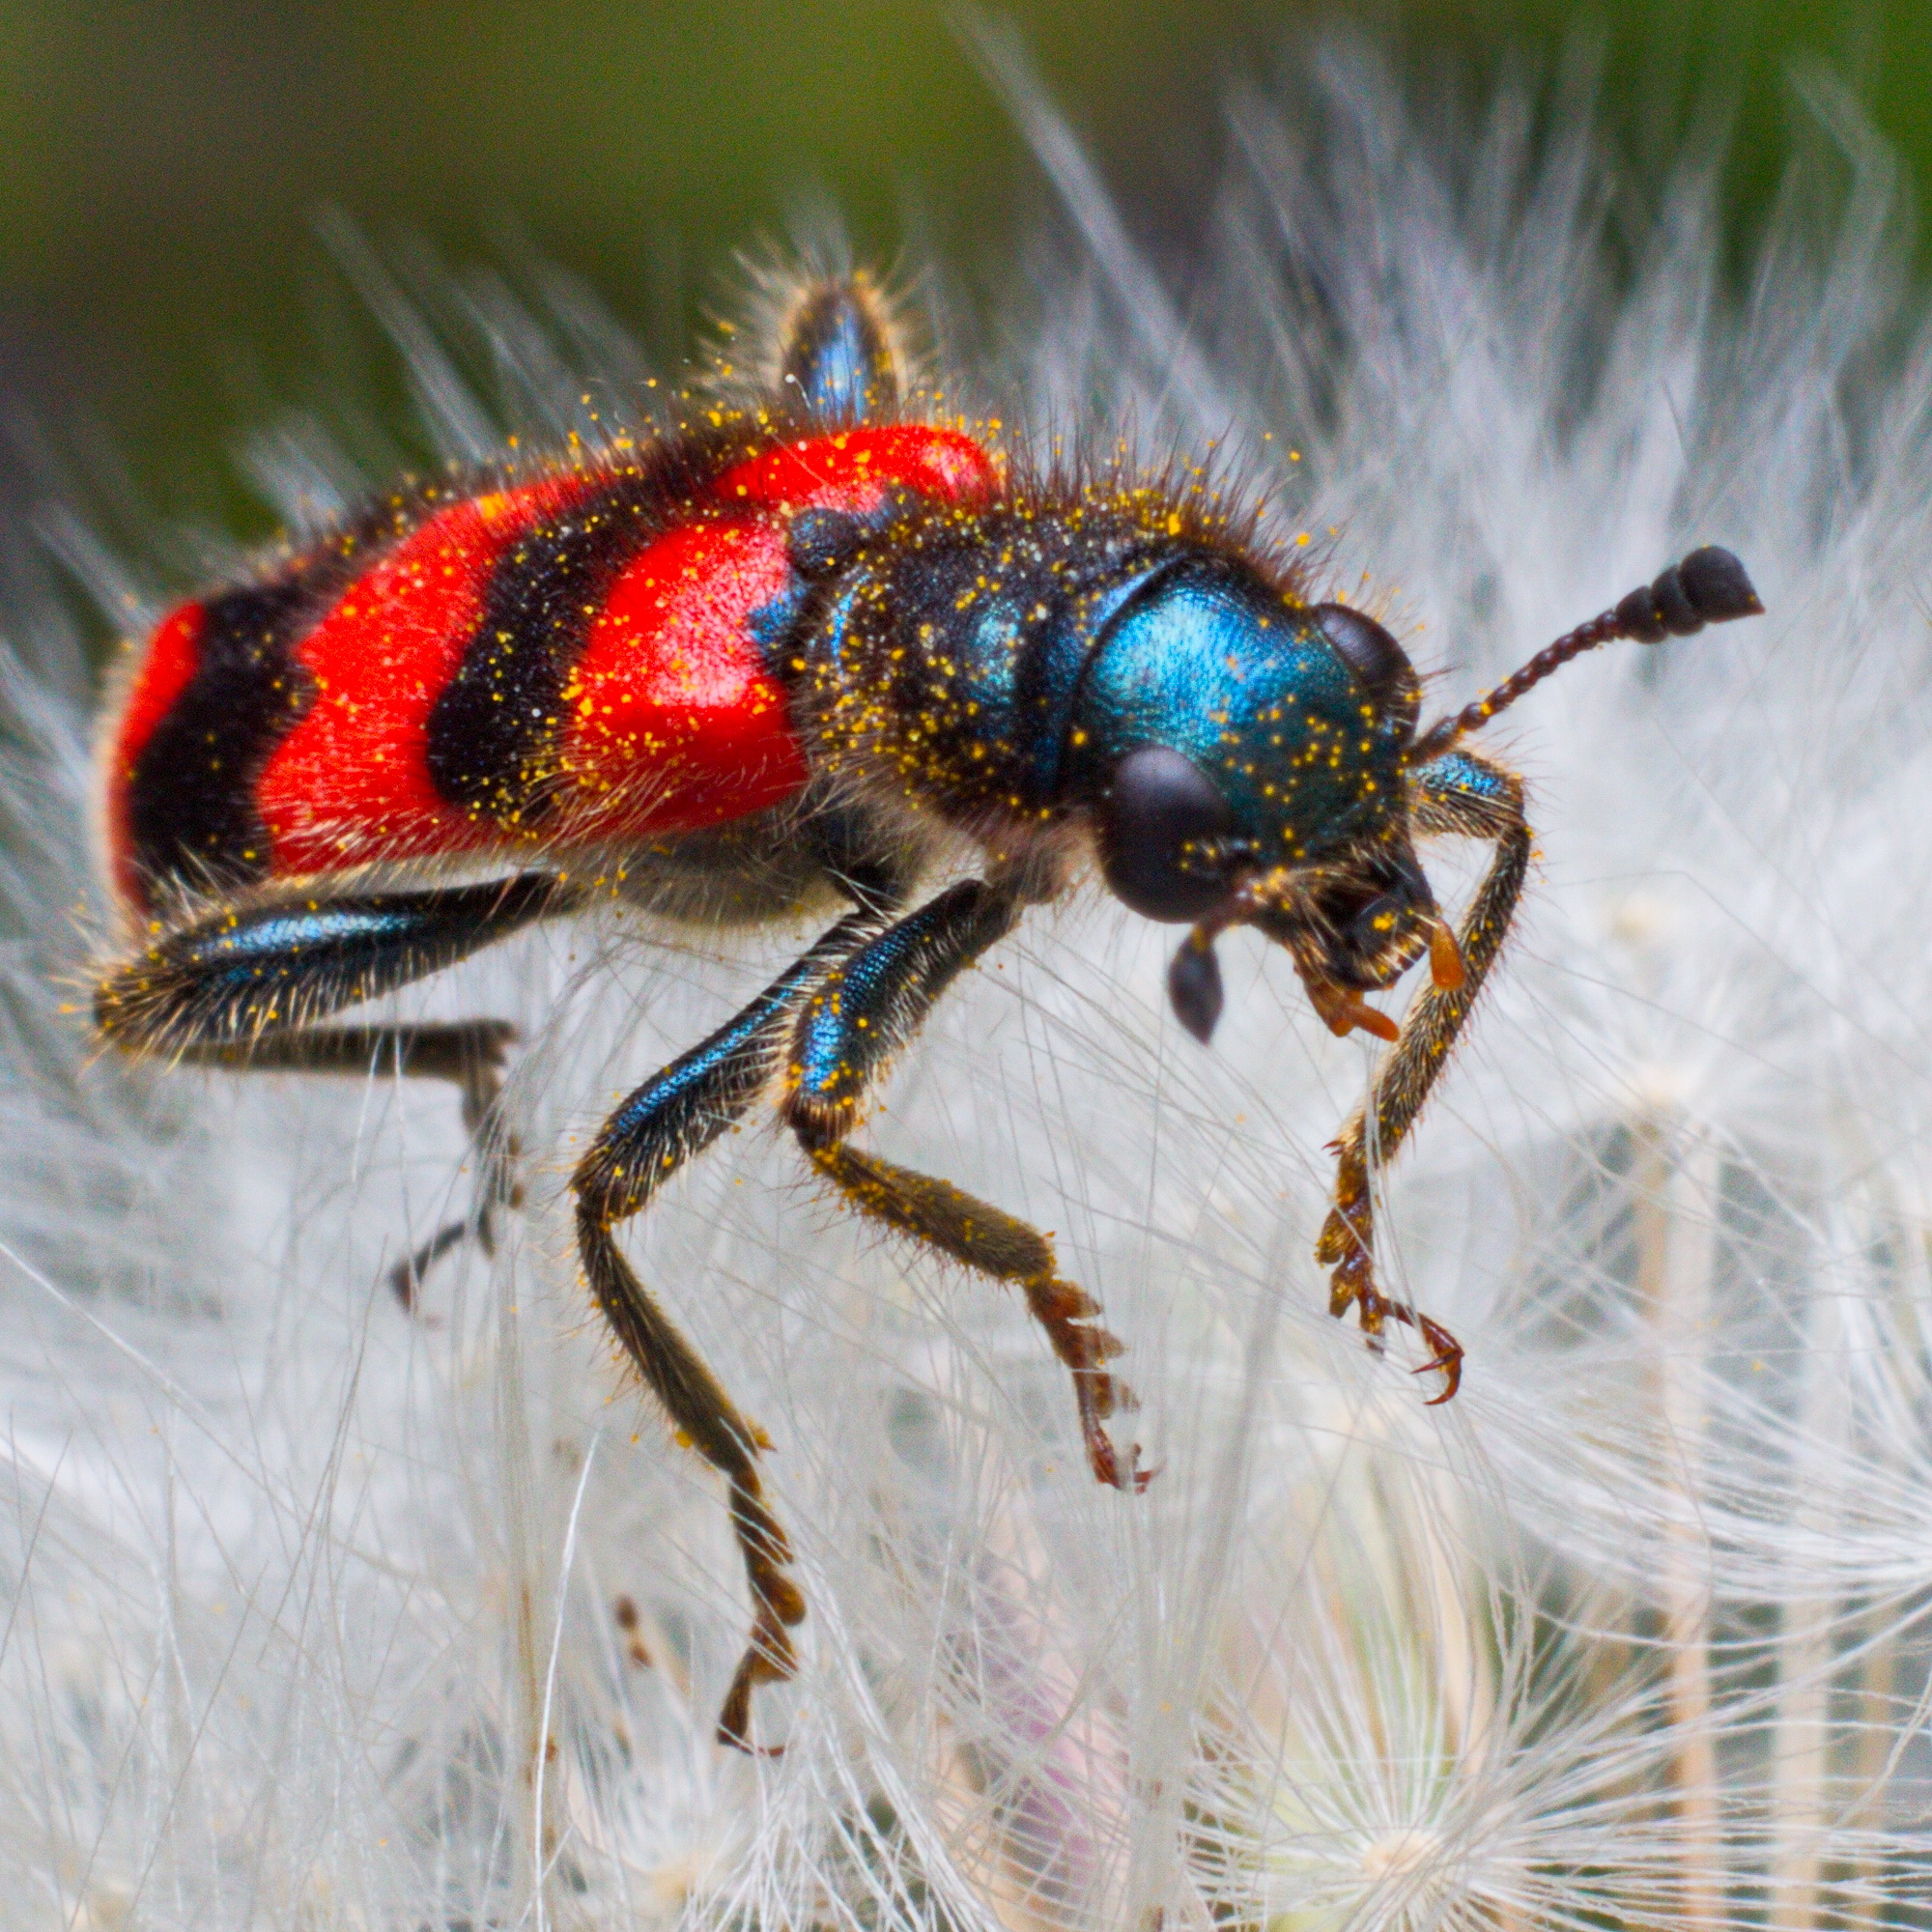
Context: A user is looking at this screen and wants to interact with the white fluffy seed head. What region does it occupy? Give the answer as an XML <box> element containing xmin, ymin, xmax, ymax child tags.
<box><xmin>4</xmin><ymin>42</ymin><xmax>1932</xmax><ymax>1932</ymax></box>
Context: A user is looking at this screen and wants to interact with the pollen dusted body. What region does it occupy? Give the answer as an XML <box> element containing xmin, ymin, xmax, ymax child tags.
<box><xmin>91</xmin><ymin>270</ymin><xmax>1763</xmax><ymax>1749</ymax></box>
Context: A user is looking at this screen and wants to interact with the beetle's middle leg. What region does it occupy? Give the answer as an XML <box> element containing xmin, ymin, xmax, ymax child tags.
<box><xmin>570</xmin><ymin>900</ymin><xmax>890</xmax><ymax>1751</ymax></box>
<box><xmin>780</xmin><ymin>879</ymin><xmax>1150</xmax><ymax>1493</ymax></box>
<box><xmin>1315</xmin><ymin>750</ymin><xmax>1530</xmax><ymax>1400</ymax></box>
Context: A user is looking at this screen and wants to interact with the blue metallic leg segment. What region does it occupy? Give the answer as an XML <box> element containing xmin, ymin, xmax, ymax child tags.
<box><xmin>96</xmin><ymin>876</ymin><xmax>566</xmax><ymax>1307</ymax></box>
<box><xmin>783</xmin><ymin>881</ymin><xmax>1150</xmax><ymax>1494</ymax></box>
<box><xmin>779</xmin><ymin>272</ymin><xmax>900</xmax><ymax>424</ymax></box>
<box><xmin>1316</xmin><ymin>749</ymin><xmax>1531</xmax><ymax>1399</ymax></box>
<box><xmin>95</xmin><ymin>874</ymin><xmax>560</xmax><ymax>1050</ymax></box>
<box><xmin>570</xmin><ymin>902</ymin><xmax>889</xmax><ymax>1751</ymax></box>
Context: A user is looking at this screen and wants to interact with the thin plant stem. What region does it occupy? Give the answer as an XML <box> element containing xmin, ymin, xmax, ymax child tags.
<box><xmin>1635</xmin><ymin>1116</ymin><xmax>1724</xmax><ymax>1930</ymax></box>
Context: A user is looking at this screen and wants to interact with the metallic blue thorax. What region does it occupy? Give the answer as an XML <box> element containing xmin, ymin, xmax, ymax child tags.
<box><xmin>1065</xmin><ymin>560</ymin><xmax>1400</xmax><ymax>862</ymax></box>
<box><xmin>795</xmin><ymin>504</ymin><xmax>1401</xmax><ymax>859</ymax></box>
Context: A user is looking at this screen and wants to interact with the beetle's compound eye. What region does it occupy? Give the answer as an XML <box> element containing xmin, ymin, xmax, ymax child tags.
<box><xmin>1098</xmin><ymin>745</ymin><xmax>1237</xmax><ymax>923</ymax></box>
<box><xmin>1316</xmin><ymin>603</ymin><xmax>1420</xmax><ymax>739</ymax></box>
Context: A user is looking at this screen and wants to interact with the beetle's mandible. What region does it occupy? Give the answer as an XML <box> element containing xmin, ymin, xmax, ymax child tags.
<box><xmin>90</xmin><ymin>267</ymin><xmax>1764</xmax><ymax>1749</ymax></box>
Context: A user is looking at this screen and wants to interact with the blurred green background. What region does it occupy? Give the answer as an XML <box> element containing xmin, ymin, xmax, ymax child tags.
<box><xmin>0</xmin><ymin>0</ymin><xmax>1924</xmax><ymax>527</ymax></box>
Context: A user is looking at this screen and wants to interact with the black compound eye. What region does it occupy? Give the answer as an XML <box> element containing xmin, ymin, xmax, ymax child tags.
<box><xmin>1316</xmin><ymin>603</ymin><xmax>1420</xmax><ymax>739</ymax></box>
<box><xmin>1098</xmin><ymin>745</ymin><xmax>1237</xmax><ymax>923</ymax></box>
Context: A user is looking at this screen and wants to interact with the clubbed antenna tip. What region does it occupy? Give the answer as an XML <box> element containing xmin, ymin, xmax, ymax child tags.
<box><xmin>1412</xmin><ymin>545</ymin><xmax>1764</xmax><ymax>760</ymax></box>
<box><xmin>1616</xmin><ymin>544</ymin><xmax>1764</xmax><ymax>640</ymax></box>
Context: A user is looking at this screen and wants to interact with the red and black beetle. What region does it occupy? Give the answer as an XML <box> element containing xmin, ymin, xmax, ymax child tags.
<box><xmin>91</xmin><ymin>267</ymin><xmax>1762</xmax><ymax>1747</ymax></box>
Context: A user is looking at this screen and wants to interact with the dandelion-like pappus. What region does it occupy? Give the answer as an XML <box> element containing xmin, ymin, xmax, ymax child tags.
<box><xmin>89</xmin><ymin>265</ymin><xmax>1762</xmax><ymax>1750</ymax></box>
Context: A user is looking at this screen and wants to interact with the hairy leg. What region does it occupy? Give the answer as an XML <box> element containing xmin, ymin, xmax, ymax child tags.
<box><xmin>571</xmin><ymin>902</ymin><xmax>889</xmax><ymax>1749</ymax></box>
<box><xmin>781</xmin><ymin>878</ymin><xmax>1150</xmax><ymax>1491</ymax></box>
<box><xmin>95</xmin><ymin>875</ymin><xmax>560</xmax><ymax>1051</ymax></box>
<box><xmin>96</xmin><ymin>876</ymin><xmax>562</xmax><ymax>1300</ymax></box>
<box><xmin>180</xmin><ymin>1020</ymin><xmax>521</xmax><ymax>1306</ymax></box>
<box><xmin>1314</xmin><ymin>750</ymin><xmax>1531</xmax><ymax>1400</ymax></box>
<box><xmin>780</xmin><ymin>268</ymin><xmax>901</xmax><ymax>426</ymax></box>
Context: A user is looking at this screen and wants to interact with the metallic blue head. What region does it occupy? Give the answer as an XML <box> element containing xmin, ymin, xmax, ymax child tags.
<box><xmin>1067</xmin><ymin>552</ymin><xmax>1442</xmax><ymax>1010</ymax></box>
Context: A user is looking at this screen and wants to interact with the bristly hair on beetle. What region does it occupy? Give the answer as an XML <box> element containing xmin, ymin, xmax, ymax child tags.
<box><xmin>85</xmin><ymin>258</ymin><xmax>1763</xmax><ymax>1752</ymax></box>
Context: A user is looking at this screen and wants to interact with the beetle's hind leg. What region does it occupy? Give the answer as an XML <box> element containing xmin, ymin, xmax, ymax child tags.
<box><xmin>775</xmin><ymin>267</ymin><xmax>903</xmax><ymax>425</ymax></box>
<box><xmin>780</xmin><ymin>880</ymin><xmax>1151</xmax><ymax>1492</ymax></box>
<box><xmin>1315</xmin><ymin>751</ymin><xmax>1530</xmax><ymax>1401</ymax></box>
<box><xmin>95</xmin><ymin>875</ymin><xmax>561</xmax><ymax>1307</ymax></box>
<box><xmin>182</xmin><ymin>1021</ymin><xmax>525</xmax><ymax>1308</ymax></box>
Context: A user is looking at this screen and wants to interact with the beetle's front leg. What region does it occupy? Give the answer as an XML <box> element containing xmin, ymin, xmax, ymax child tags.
<box><xmin>1315</xmin><ymin>750</ymin><xmax>1530</xmax><ymax>1401</ymax></box>
<box><xmin>780</xmin><ymin>879</ymin><xmax>1151</xmax><ymax>1492</ymax></box>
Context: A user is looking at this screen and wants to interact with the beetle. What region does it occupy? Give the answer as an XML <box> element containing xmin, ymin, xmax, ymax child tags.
<box><xmin>90</xmin><ymin>266</ymin><xmax>1763</xmax><ymax>1749</ymax></box>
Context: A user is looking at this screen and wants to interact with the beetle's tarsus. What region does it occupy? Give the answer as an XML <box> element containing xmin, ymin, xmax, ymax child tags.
<box><xmin>713</xmin><ymin>1472</ymin><xmax>808</xmax><ymax>1755</ymax></box>
<box><xmin>1323</xmin><ymin>1233</ymin><xmax>1463</xmax><ymax>1402</ymax></box>
<box><xmin>389</xmin><ymin>1216</ymin><xmax>476</xmax><ymax>1314</ymax></box>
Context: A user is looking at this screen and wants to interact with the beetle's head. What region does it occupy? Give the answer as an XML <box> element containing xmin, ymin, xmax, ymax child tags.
<box><xmin>1067</xmin><ymin>538</ymin><xmax>1765</xmax><ymax>1043</ymax></box>
<box><xmin>1068</xmin><ymin>552</ymin><xmax>1454</xmax><ymax>1042</ymax></box>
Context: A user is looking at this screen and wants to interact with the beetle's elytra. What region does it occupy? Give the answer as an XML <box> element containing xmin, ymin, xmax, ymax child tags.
<box><xmin>91</xmin><ymin>266</ymin><xmax>1763</xmax><ymax>1749</ymax></box>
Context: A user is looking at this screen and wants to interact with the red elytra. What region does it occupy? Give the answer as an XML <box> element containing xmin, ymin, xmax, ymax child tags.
<box><xmin>102</xmin><ymin>423</ymin><xmax>997</xmax><ymax>910</ymax></box>
<box><xmin>101</xmin><ymin>601</ymin><xmax>203</xmax><ymax>909</ymax></box>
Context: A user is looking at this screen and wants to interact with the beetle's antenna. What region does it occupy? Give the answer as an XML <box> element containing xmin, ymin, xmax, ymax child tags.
<box><xmin>1408</xmin><ymin>546</ymin><xmax>1763</xmax><ymax>763</ymax></box>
